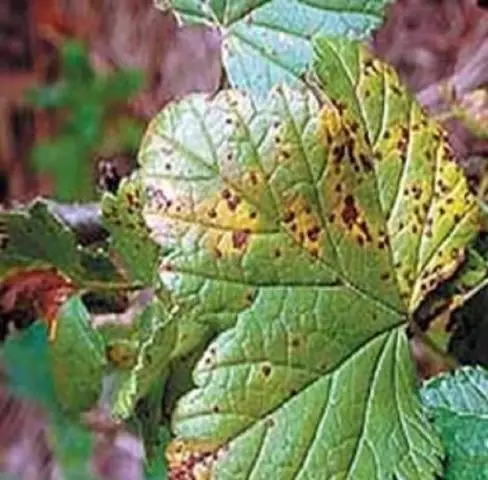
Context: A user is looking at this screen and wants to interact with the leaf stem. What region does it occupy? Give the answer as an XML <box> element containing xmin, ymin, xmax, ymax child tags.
<box><xmin>79</xmin><ymin>280</ymin><xmax>144</xmax><ymax>292</ymax></box>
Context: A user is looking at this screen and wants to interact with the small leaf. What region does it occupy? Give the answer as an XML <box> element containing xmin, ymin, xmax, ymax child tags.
<box><xmin>110</xmin><ymin>299</ymin><xmax>177</xmax><ymax>419</ymax></box>
<box><xmin>421</xmin><ymin>366</ymin><xmax>488</xmax><ymax>479</ymax></box>
<box><xmin>164</xmin><ymin>0</ymin><xmax>391</xmax><ymax>100</ymax></box>
<box><xmin>419</xmin><ymin>236</ymin><xmax>488</xmax><ymax>353</ymax></box>
<box><xmin>102</xmin><ymin>179</ymin><xmax>161</xmax><ymax>284</ymax></box>
<box><xmin>50</xmin><ymin>296</ymin><xmax>107</xmax><ymax>414</ymax></box>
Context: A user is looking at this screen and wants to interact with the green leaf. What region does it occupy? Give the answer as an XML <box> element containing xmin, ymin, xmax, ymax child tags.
<box><xmin>110</xmin><ymin>299</ymin><xmax>177</xmax><ymax>419</ymax></box>
<box><xmin>102</xmin><ymin>179</ymin><xmax>161</xmax><ymax>284</ymax></box>
<box><xmin>1</xmin><ymin>321</ymin><xmax>59</xmax><ymax>409</ymax></box>
<box><xmin>144</xmin><ymin>426</ymin><xmax>171</xmax><ymax>480</ymax></box>
<box><xmin>163</xmin><ymin>0</ymin><xmax>391</xmax><ymax>99</ymax></box>
<box><xmin>99</xmin><ymin>70</ymin><xmax>145</xmax><ymax>104</ymax></box>
<box><xmin>133</xmin><ymin>38</ymin><xmax>483</xmax><ymax>477</ymax></box>
<box><xmin>1</xmin><ymin>322</ymin><xmax>97</xmax><ymax>478</ymax></box>
<box><xmin>31</xmin><ymin>138</ymin><xmax>96</xmax><ymax>201</ymax></box>
<box><xmin>50</xmin><ymin>296</ymin><xmax>107</xmax><ymax>414</ymax></box>
<box><xmin>0</xmin><ymin>199</ymin><xmax>118</xmax><ymax>283</ymax></box>
<box><xmin>421</xmin><ymin>366</ymin><xmax>488</xmax><ymax>480</ymax></box>
<box><xmin>25</xmin><ymin>82</ymin><xmax>68</xmax><ymax>109</ymax></box>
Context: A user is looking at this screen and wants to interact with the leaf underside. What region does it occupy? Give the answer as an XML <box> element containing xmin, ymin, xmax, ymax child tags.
<box><xmin>123</xmin><ymin>38</ymin><xmax>482</xmax><ymax>478</ymax></box>
<box><xmin>163</xmin><ymin>0</ymin><xmax>392</xmax><ymax>99</ymax></box>
<box><xmin>421</xmin><ymin>366</ymin><xmax>488</xmax><ymax>480</ymax></box>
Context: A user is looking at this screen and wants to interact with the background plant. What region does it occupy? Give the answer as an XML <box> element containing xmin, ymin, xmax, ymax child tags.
<box><xmin>25</xmin><ymin>40</ymin><xmax>145</xmax><ymax>201</ymax></box>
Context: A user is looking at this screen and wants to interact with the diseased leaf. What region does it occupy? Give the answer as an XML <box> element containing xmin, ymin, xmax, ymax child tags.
<box><xmin>421</xmin><ymin>366</ymin><xmax>488</xmax><ymax>479</ymax></box>
<box><xmin>169</xmin><ymin>329</ymin><xmax>439</xmax><ymax>479</ymax></box>
<box><xmin>312</xmin><ymin>37</ymin><xmax>480</xmax><ymax>311</ymax></box>
<box><xmin>102</xmin><ymin>178</ymin><xmax>161</xmax><ymax>284</ymax></box>
<box><xmin>130</xmin><ymin>38</ymin><xmax>483</xmax><ymax>478</ymax></box>
<box><xmin>0</xmin><ymin>199</ymin><xmax>118</xmax><ymax>284</ymax></box>
<box><xmin>50</xmin><ymin>296</ymin><xmax>107</xmax><ymax>414</ymax></box>
<box><xmin>162</xmin><ymin>0</ymin><xmax>391</xmax><ymax>99</ymax></box>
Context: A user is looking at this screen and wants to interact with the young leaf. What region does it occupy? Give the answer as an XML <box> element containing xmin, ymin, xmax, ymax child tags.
<box><xmin>160</xmin><ymin>0</ymin><xmax>391</xmax><ymax>100</ymax></box>
<box><xmin>50</xmin><ymin>296</ymin><xmax>107</xmax><ymax>414</ymax></box>
<box><xmin>131</xmin><ymin>37</ymin><xmax>483</xmax><ymax>477</ymax></box>
<box><xmin>421</xmin><ymin>366</ymin><xmax>488</xmax><ymax>479</ymax></box>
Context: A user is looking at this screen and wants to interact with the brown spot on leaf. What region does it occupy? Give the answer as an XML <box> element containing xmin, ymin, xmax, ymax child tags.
<box><xmin>264</xmin><ymin>418</ymin><xmax>275</xmax><ymax>429</ymax></box>
<box><xmin>221</xmin><ymin>189</ymin><xmax>231</xmax><ymax>200</ymax></box>
<box><xmin>306</xmin><ymin>226</ymin><xmax>320</xmax><ymax>242</ymax></box>
<box><xmin>341</xmin><ymin>195</ymin><xmax>358</xmax><ymax>229</ymax></box>
<box><xmin>249</xmin><ymin>171</ymin><xmax>259</xmax><ymax>185</ymax></box>
<box><xmin>232</xmin><ymin>229</ymin><xmax>250</xmax><ymax>249</ymax></box>
<box><xmin>283</xmin><ymin>211</ymin><xmax>295</xmax><ymax>223</ymax></box>
<box><xmin>261</xmin><ymin>364</ymin><xmax>272</xmax><ymax>377</ymax></box>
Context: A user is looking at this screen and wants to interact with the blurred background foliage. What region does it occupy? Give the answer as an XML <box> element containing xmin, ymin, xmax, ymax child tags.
<box><xmin>25</xmin><ymin>40</ymin><xmax>144</xmax><ymax>201</ymax></box>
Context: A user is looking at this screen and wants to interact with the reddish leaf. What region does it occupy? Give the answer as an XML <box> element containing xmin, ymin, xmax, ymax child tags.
<box><xmin>0</xmin><ymin>268</ymin><xmax>76</xmax><ymax>340</ymax></box>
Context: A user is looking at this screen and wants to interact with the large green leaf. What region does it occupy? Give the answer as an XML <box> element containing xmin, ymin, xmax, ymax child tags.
<box><xmin>158</xmin><ymin>0</ymin><xmax>391</xmax><ymax>100</ymax></box>
<box><xmin>131</xmin><ymin>38</ymin><xmax>483</xmax><ymax>477</ymax></box>
<box><xmin>421</xmin><ymin>366</ymin><xmax>488</xmax><ymax>480</ymax></box>
<box><xmin>0</xmin><ymin>199</ymin><xmax>117</xmax><ymax>283</ymax></box>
